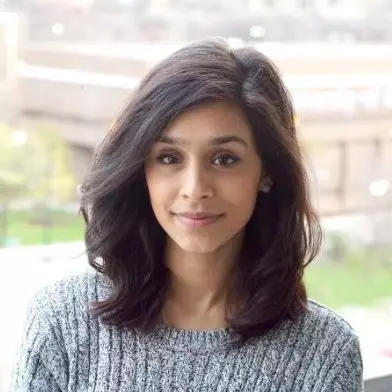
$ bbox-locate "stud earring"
[259,178,273,193]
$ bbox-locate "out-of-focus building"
[2,1,392,214]
[0,11,20,121]
[12,38,392,216]
[4,0,392,42]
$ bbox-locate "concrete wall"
[23,42,392,76]
[13,42,392,214]
[0,12,21,121]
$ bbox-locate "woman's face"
[145,101,263,254]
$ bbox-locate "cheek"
[146,175,175,212]
[222,179,260,221]
[236,190,259,216]
[224,176,259,202]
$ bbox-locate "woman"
[10,39,363,391]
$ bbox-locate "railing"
[306,137,392,217]
[365,374,392,391]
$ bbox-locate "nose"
[180,164,214,201]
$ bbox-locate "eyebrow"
[158,134,249,148]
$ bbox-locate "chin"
[174,237,225,254]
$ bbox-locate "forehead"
[163,101,252,140]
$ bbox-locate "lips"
[172,211,224,229]
[176,212,221,219]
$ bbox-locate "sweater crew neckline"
[97,272,238,353]
[139,324,236,353]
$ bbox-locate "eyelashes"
[212,154,240,166]
[155,152,241,167]
[155,153,181,165]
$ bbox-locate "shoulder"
[301,301,364,389]
[28,268,110,328]
[300,300,362,372]
[261,299,362,365]
[305,299,358,338]
[9,270,106,391]
[305,299,354,335]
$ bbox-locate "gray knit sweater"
[10,270,363,391]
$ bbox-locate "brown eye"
[156,153,181,165]
[212,154,240,166]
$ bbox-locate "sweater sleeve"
[321,333,364,392]
[9,288,69,392]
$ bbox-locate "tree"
[0,122,77,246]
[0,122,76,205]
[0,124,27,204]
[24,123,76,203]
[0,124,27,245]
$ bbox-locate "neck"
[163,236,242,330]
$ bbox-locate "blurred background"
[1,0,392,390]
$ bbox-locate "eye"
[156,153,181,165]
[212,154,240,166]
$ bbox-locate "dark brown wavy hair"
[80,39,322,342]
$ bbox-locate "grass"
[0,208,84,246]
[2,209,392,310]
[305,249,392,309]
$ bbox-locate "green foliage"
[5,208,84,245]
[0,124,27,203]
[324,231,351,260]
[305,246,392,309]
[0,122,76,204]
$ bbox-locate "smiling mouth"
[171,212,224,229]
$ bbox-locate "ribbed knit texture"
[10,270,363,391]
